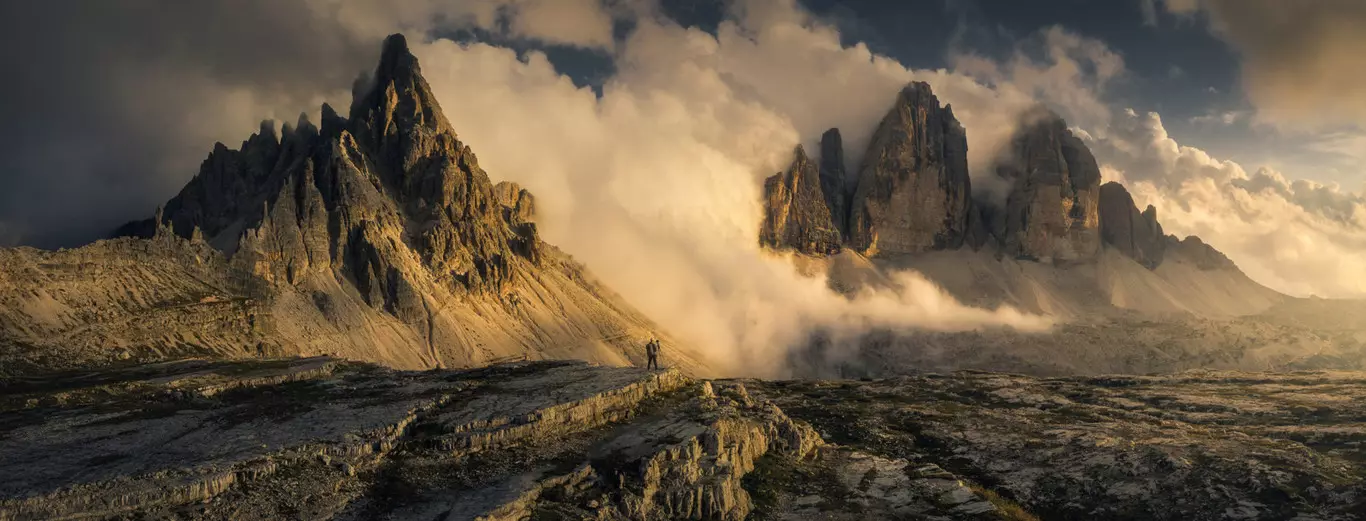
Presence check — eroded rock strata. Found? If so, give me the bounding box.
[3,359,1362,520]
[760,146,843,255]
[848,82,973,256]
[989,110,1102,263]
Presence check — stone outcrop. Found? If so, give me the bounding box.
[990,109,1101,262]
[759,145,842,255]
[848,82,972,256]
[1099,181,1166,268]
[493,180,536,224]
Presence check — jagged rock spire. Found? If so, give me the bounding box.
[818,128,851,241]
[349,33,453,144]
[848,81,972,256]
[759,145,842,255]
[1099,182,1166,269]
[989,108,1101,263]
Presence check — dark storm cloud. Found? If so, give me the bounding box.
[1161,0,1366,129]
[0,2,377,248]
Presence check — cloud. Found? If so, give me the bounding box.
[1187,110,1245,126]
[1139,0,1159,26]
[313,0,622,50]
[1162,0,1366,130]
[0,2,378,248]
[1094,109,1366,298]
[409,0,1051,374]
[949,26,1125,137]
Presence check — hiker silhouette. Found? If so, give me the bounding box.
[646,338,661,370]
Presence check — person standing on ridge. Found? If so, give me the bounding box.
[646,338,660,370]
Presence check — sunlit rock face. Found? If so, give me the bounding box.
[759,145,843,255]
[1099,181,1166,269]
[12,33,705,376]
[848,82,973,256]
[989,109,1102,263]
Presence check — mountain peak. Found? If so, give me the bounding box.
[759,144,842,255]
[848,79,972,255]
[899,81,933,98]
[381,33,410,63]
[375,34,419,89]
[349,33,451,140]
[92,33,699,375]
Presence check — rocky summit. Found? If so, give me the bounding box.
[0,34,711,377]
[989,110,1102,263]
[3,358,1363,520]
[760,145,843,256]
[849,82,973,256]
[754,87,1234,278]
[1099,182,1166,269]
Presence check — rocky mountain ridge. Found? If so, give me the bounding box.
[0,34,712,377]
[759,82,1232,278]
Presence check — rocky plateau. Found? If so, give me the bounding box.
[2,358,1363,520]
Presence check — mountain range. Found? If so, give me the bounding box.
[1,34,1363,381]
[759,81,1366,376]
[0,35,709,378]
[3,32,1366,521]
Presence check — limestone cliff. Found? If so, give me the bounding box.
[1099,181,1166,269]
[817,128,851,240]
[759,145,842,255]
[990,110,1101,263]
[848,82,972,256]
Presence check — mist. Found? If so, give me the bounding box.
[406,1,1052,373]
[16,0,1363,376]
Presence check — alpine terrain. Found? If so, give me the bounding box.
[2,31,1365,521]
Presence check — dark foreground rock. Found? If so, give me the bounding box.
[752,371,1366,521]
[3,358,1363,520]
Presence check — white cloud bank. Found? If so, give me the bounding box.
[14,0,1360,373]
[1095,109,1366,298]
[407,0,1052,374]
